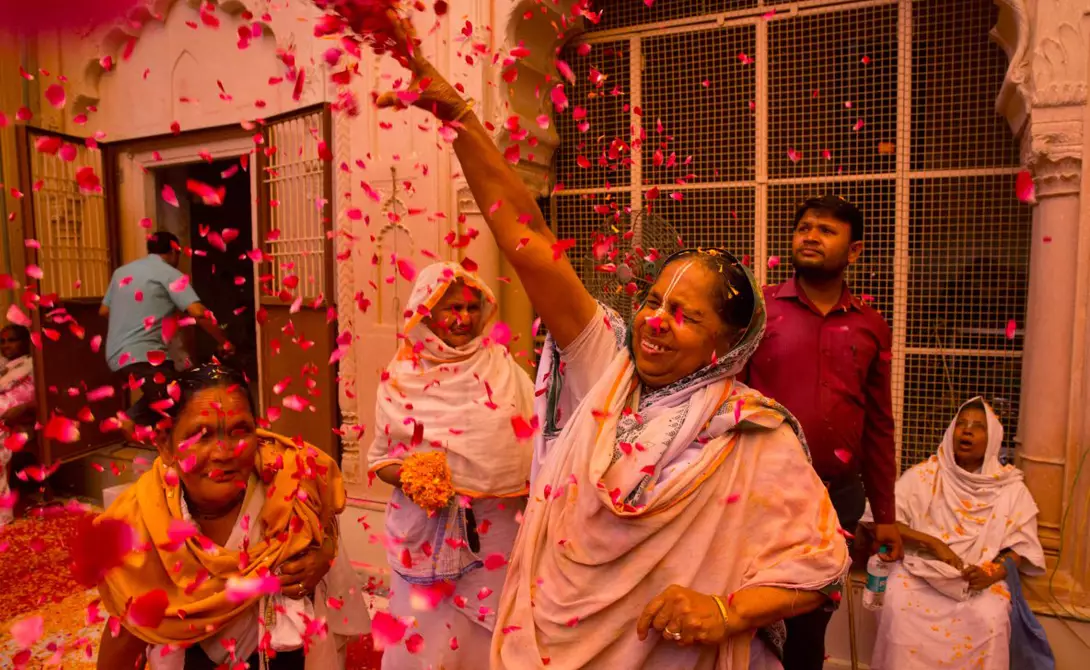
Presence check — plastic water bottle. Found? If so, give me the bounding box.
[862,546,891,610]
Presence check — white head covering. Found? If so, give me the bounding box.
[886,397,1045,600]
[369,261,535,497]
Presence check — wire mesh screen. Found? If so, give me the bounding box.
[552,40,632,192]
[911,0,1020,170]
[553,0,1028,472]
[901,174,1031,464]
[642,27,756,183]
[263,111,328,299]
[644,188,755,258]
[768,5,898,178]
[586,0,758,34]
[26,131,111,299]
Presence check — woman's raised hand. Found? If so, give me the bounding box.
[374,9,468,122]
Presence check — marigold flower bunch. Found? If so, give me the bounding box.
[400,451,454,514]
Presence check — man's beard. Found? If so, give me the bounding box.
[791,252,849,281]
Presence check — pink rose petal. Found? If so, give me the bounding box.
[489,322,511,346]
[483,553,507,570]
[44,415,80,443]
[162,184,179,208]
[44,84,66,109]
[1015,169,1035,204]
[11,615,44,650]
[225,575,280,604]
[371,611,407,651]
[127,589,169,628]
[511,415,539,441]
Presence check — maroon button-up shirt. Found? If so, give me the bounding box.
[741,277,897,524]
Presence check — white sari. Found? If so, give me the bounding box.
[863,398,1044,669]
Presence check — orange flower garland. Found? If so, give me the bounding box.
[400,451,455,515]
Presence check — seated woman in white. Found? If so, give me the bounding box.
[862,398,1044,670]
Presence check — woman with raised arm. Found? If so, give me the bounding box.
[375,13,849,670]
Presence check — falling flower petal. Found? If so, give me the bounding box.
[371,611,408,651]
[1015,169,1035,204]
[767,256,781,270]
[484,553,507,570]
[409,581,456,611]
[69,516,137,587]
[6,304,32,327]
[162,184,179,207]
[834,448,853,464]
[225,575,281,603]
[127,589,169,628]
[45,415,80,443]
[169,275,190,292]
[511,415,539,442]
[11,615,44,650]
[44,84,66,109]
[1005,319,1017,340]
[489,322,511,346]
[283,394,310,412]
[396,258,417,282]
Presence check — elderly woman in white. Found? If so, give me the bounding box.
[862,398,1045,669]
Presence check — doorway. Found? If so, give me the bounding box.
[153,158,258,385]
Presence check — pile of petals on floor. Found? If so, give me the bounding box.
[0,510,382,670]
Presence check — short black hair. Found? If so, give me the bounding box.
[792,195,864,242]
[1,324,30,343]
[134,362,254,430]
[147,231,180,255]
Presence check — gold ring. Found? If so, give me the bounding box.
[663,628,682,641]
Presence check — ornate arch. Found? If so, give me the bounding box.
[495,0,580,197]
[992,0,1034,134]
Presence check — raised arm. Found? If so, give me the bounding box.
[376,14,597,349]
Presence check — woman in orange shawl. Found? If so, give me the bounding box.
[93,363,370,669]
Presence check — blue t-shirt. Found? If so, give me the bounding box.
[102,255,200,371]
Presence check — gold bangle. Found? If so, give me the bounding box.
[711,595,729,626]
[450,98,476,124]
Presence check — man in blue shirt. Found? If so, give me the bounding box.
[100,232,229,420]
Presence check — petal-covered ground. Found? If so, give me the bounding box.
[0,512,382,669]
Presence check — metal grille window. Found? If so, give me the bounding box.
[551,0,1031,470]
[26,132,111,299]
[262,110,330,299]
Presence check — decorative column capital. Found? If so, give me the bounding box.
[1021,113,1084,198]
[993,0,1089,131]
[332,108,364,485]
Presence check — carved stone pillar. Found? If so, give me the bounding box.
[332,108,363,487]
[1017,112,1084,558]
[995,0,1090,601]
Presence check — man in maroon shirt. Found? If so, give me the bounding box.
[742,195,904,669]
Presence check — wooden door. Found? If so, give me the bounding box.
[14,128,123,464]
[254,105,339,456]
